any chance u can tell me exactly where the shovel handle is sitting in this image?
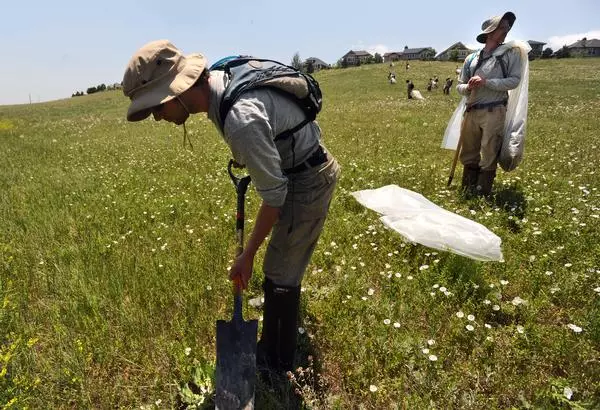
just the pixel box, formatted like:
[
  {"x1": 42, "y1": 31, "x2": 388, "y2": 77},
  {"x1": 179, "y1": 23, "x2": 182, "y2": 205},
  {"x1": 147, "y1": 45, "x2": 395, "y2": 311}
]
[{"x1": 227, "y1": 160, "x2": 251, "y2": 321}]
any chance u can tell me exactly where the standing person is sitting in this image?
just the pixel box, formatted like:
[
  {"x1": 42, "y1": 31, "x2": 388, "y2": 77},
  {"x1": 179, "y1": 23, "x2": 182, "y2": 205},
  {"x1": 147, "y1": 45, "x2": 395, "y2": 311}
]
[
  {"x1": 406, "y1": 79, "x2": 415, "y2": 99},
  {"x1": 456, "y1": 11, "x2": 522, "y2": 196},
  {"x1": 405, "y1": 62, "x2": 410, "y2": 71},
  {"x1": 121, "y1": 40, "x2": 340, "y2": 376},
  {"x1": 443, "y1": 78, "x2": 453, "y2": 95}
]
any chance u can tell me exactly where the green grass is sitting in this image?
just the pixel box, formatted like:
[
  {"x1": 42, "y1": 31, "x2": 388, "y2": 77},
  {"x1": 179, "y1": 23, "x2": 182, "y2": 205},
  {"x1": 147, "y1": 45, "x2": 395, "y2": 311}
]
[{"x1": 1, "y1": 58, "x2": 599, "y2": 409}]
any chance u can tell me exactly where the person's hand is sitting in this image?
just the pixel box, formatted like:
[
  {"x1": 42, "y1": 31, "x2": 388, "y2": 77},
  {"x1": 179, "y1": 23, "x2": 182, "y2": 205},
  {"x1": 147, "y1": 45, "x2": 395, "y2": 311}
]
[
  {"x1": 229, "y1": 250, "x2": 254, "y2": 290},
  {"x1": 467, "y1": 75, "x2": 486, "y2": 90}
]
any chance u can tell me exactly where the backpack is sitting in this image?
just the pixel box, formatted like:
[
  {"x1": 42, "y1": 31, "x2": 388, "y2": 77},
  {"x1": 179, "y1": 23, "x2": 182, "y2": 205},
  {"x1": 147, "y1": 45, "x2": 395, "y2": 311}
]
[{"x1": 209, "y1": 56, "x2": 323, "y2": 141}]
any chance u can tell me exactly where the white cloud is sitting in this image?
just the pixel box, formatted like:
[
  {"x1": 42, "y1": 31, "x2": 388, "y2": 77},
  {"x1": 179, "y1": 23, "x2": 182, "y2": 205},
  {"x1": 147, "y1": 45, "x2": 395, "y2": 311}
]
[{"x1": 546, "y1": 30, "x2": 600, "y2": 51}]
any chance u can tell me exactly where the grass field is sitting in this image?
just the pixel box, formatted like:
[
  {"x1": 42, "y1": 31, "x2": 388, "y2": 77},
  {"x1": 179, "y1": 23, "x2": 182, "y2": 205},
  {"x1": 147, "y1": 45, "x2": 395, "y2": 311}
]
[{"x1": 1, "y1": 58, "x2": 599, "y2": 409}]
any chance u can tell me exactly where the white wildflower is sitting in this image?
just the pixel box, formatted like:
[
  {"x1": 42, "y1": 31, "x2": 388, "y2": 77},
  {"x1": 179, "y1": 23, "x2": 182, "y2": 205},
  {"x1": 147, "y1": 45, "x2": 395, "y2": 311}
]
[{"x1": 563, "y1": 386, "x2": 573, "y2": 400}]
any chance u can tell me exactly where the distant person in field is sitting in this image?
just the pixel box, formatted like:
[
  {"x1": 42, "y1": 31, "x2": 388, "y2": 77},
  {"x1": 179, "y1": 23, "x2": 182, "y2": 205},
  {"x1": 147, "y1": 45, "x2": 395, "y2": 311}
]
[
  {"x1": 406, "y1": 79, "x2": 415, "y2": 99},
  {"x1": 427, "y1": 78, "x2": 433, "y2": 92},
  {"x1": 388, "y1": 71, "x2": 397, "y2": 84},
  {"x1": 456, "y1": 11, "x2": 522, "y2": 196},
  {"x1": 406, "y1": 62, "x2": 410, "y2": 71},
  {"x1": 443, "y1": 77, "x2": 453, "y2": 94},
  {"x1": 432, "y1": 76, "x2": 439, "y2": 89},
  {"x1": 122, "y1": 40, "x2": 340, "y2": 377}
]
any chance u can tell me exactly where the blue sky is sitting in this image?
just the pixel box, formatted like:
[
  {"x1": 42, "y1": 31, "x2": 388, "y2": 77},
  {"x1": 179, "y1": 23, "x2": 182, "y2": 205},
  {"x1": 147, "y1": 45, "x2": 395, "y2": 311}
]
[{"x1": 1, "y1": 0, "x2": 599, "y2": 105}]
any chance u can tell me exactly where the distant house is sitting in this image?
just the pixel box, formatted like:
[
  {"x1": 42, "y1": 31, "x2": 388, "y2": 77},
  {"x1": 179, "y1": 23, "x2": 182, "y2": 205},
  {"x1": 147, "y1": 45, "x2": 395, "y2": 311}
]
[
  {"x1": 436, "y1": 42, "x2": 473, "y2": 61},
  {"x1": 304, "y1": 57, "x2": 330, "y2": 71},
  {"x1": 383, "y1": 52, "x2": 403, "y2": 62},
  {"x1": 400, "y1": 46, "x2": 435, "y2": 60},
  {"x1": 527, "y1": 40, "x2": 546, "y2": 59},
  {"x1": 567, "y1": 38, "x2": 600, "y2": 57},
  {"x1": 340, "y1": 50, "x2": 373, "y2": 66}
]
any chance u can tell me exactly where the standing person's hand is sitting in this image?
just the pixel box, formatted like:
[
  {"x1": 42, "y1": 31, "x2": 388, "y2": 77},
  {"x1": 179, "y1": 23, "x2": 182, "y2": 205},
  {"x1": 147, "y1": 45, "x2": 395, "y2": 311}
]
[
  {"x1": 229, "y1": 250, "x2": 254, "y2": 290},
  {"x1": 467, "y1": 75, "x2": 486, "y2": 90}
]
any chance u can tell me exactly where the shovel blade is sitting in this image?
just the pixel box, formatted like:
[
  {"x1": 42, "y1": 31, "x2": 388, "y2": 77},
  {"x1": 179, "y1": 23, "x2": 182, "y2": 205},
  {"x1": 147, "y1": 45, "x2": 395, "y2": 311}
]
[{"x1": 215, "y1": 317, "x2": 258, "y2": 410}]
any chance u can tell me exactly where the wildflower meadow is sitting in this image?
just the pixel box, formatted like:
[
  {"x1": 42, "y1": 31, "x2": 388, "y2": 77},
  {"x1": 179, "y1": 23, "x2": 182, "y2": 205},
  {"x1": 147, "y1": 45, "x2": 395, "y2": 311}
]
[{"x1": 1, "y1": 58, "x2": 599, "y2": 408}]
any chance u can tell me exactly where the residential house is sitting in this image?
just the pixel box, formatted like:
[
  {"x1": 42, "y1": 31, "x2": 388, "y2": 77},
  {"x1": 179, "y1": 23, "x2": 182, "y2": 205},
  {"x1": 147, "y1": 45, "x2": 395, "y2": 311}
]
[
  {"x1": 567, "y1": 38, "x2": 600, "y2": 57},
  {"x1": 435, "y1": 42, "x2": 473, "y2": 61},
  {"x1": 527, "y1": 40, "x2": 546, "y2": 59},
  {"x1": 383, "y1": 52, "x2": 403, "y2": 62},
  {"x1": 340, "y1": 50, "x2": 373, "y2": 66},
  {"x1": 304, "y1": 57, "x2": 330, "y2": 71},
  {"x1": 400, "y1": 46, "x2": 435, "y2": 60}
]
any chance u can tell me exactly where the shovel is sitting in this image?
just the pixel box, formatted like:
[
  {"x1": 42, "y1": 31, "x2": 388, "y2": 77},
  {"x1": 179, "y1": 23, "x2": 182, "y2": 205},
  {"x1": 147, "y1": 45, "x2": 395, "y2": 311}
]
[{"x1": 215, "y1": 160, "x2": 258, "y2": 410}]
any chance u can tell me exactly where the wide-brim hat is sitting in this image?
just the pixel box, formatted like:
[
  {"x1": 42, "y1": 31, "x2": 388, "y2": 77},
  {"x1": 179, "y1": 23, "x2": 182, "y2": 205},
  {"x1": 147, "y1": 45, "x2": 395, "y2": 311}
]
[
  {"x1": 476, "y1": 11, "x2": 516, "y2": 44},
  {"x1": 122, "y1": 40, "x2": 206, "y2": 122}
]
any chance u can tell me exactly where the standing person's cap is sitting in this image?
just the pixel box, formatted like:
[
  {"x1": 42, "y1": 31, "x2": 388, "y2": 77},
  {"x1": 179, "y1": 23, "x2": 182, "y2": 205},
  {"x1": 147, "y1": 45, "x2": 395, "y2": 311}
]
[
  {"x1": 122, "y1": 40, "x2": 206, "y2": 122},
  {"x1": 476, "y1": 11, "x2": 516, "y2": 44}
]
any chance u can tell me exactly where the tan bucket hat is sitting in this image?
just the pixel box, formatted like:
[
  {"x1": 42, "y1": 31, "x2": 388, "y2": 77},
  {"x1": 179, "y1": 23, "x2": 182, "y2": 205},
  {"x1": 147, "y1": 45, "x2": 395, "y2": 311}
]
[
  {"x1": 476, "y1": 11, "x2": 516, "y2": 44},
  {"x1": 122, "y1": 40, "x2": 206, "y2": 122}
]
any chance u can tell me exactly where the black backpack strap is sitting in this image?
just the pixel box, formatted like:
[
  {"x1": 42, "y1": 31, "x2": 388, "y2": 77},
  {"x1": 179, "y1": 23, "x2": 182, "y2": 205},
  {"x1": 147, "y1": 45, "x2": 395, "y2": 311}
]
[
  {"x1": 274, "y1": 118, "x2": 310, "y2": 141},
  {"x1": 470, "y1": 50, "x2": 486, "y2": 78},
  {"x1": 496, "y1": 55, "x2": 508, "y2": 78},
  {"x1": 470, "y1": 50, "x2": 509, "y2": 79}
]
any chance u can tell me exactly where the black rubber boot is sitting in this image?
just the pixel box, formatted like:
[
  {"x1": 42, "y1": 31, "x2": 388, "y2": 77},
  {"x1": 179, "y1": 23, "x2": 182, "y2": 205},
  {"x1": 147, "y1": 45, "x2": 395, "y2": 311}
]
[
  {"x1": 257, "y1": 279, "x2": 301, "y2": 374},
  {"x1": 275, "y1": 284, "x2": 301, "y2": 372},
  {"x1": 475, "y1": 169, "x2": 496, "y2": 197},
  {"x1": 461, "y1": 165, "x2": 480, "y2": 196}
]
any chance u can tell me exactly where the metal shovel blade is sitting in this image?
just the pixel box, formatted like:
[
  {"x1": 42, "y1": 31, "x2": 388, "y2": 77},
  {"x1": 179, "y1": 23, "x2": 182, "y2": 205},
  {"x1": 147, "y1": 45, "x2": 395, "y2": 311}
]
[{"x1": 215, "y1": 294, "x2": 258, "y2": 410}]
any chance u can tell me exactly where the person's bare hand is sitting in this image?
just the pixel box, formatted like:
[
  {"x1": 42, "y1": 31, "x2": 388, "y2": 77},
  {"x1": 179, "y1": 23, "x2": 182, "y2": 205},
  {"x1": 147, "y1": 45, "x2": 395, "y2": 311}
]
[
  {"x1": 229, "y1": 251, "x2": 254, "y2": 290},
  {"x1": 467, "y1": 75, "x2": 486, "y2": 90}
]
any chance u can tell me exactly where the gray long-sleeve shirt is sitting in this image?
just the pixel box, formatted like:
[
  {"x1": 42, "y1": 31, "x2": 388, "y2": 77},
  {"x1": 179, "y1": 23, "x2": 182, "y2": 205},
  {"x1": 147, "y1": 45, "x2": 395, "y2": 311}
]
[
  {"x1": 457, "y1": 47, "x2": 522, "y2": 105},
  {"x1": 207, "y1": 71, "x2": 321, "y2": 207}
]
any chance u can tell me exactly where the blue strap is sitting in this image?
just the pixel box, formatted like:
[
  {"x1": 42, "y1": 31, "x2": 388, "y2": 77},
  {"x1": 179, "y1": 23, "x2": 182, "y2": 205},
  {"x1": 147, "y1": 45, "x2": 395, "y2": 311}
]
[{"x1": 209, "y1": 55, "x2": 243, "y2": 71}]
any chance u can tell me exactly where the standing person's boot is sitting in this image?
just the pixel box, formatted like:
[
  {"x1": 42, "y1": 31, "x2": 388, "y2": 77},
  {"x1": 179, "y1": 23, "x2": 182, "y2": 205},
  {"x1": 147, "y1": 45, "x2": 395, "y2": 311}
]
[
  {"x1": 461, "y1": 165, "x2": 480, "y2": 197},
  {"x1": 257, "y1": 279, "x2": 301, "y2": 374},
  {"x1": 257, "y1": 279, "x2": 279, "y2": 382},
  {"x1": 275, "y1": 284, "x2": 301, "y2": 373},
  {"x1": 476, "y1": 169, "x2": 496, "y2": 197}
]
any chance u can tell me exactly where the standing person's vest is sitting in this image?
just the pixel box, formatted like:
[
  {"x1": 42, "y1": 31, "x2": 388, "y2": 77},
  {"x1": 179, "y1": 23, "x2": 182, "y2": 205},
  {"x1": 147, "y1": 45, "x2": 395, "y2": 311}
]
[{"x1": 209, "y1": 56, "x2": 323, "y2": 142}]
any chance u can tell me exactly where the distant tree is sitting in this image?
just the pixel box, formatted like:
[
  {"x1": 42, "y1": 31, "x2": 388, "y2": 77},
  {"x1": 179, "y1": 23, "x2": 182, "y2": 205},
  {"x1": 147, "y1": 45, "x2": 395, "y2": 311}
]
[
  {"x1": 291, "y1": 52, "x2": 302, "y2": 70},
  {"x1": 338, "y1": 58, "x2": 348, "y2": 69},
  {"x1": 87, "y1": 86, "x2": 97, "y2": 94},
  {"x1": 449, "y1": 49, "x2": 459, "y2": 62},
  {"x1": 421, "y1": 48, "x2": 436, "y2": 60},
  {"x1": 306, "y1": 61, "x2": 314, "y2": 74},
  {"x1": 542, "y1": 47, "x2": 554, "y2": 59},
  {"x1": 374, "y1": 53, "x2": 383, "y2": 64},
  {"x1": 97, "y1": 83, "x2": 106, "y2": 91},
  {"x1": 555, "y1": 45, "x2": 571, "y2": 59}
]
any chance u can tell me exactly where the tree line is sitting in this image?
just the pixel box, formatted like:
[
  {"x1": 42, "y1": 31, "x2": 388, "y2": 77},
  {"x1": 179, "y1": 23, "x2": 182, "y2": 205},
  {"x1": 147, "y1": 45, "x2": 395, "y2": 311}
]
[{"x1": 72, "y1": 83, "x2": 122, "y2": 97}]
